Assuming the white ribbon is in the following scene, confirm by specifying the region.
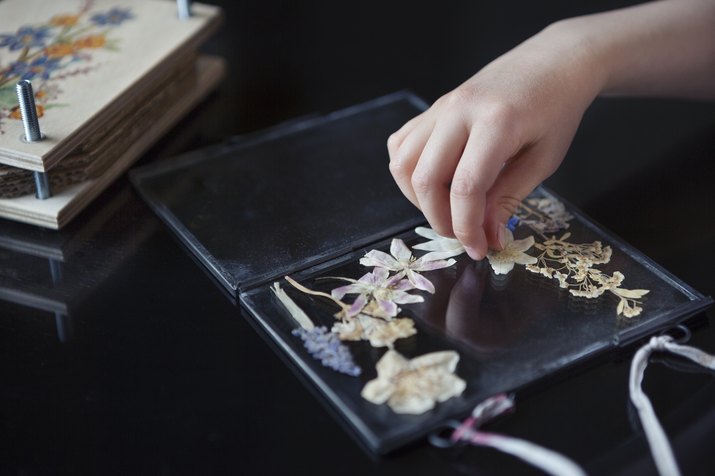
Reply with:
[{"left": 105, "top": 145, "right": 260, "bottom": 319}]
[
  {"left": 451, "top": 394, "right": 586, "bottom": 476},
  {"left": 629, "top": 335, "right": 715, "bottom": 476}
]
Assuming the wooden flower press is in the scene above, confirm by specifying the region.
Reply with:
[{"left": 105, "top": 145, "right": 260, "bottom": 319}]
[{"left": 0, "top": 0, "right": 225, "bottom": 228}]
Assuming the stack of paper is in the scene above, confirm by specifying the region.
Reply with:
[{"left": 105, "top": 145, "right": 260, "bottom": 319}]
[{"left": 0, "top": 0, "right": 225, "bottom": 228}]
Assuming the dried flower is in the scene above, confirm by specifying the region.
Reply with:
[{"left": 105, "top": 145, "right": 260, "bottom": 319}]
[
  {"left": 412, "top": 226, "right": 466, "bottom": 260},
  {"left": 332, "top": 314, "right": 417, "bottom": 348},
  {"left": 486, "top": 228, "right": 537, "bottom": 275},
  {"left": 293, "top": 326, "right": 361, "bottom": 377},
  {"left": 360, "top": 238, "right": 456, "bottom": 293},
  {"left": 516, "top": 197, "right": 574, "bottom": 234},
  {"left": 361, "top": 349, "right": 466, "bottom": 414},
  {"left": 285, "top": 275, "right": 353, "bottom": 318},
  {"left": 331, "top": 267, "right": 423, "bottom": 318},
  {"left": 272, "top": 282, "right": 361, "bottom": 376},
  {"left": 525, "top": 233, "right": 649, "bottom": 316}
]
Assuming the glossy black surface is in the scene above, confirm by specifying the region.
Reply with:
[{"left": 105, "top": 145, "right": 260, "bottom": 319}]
[{"left": 2, "top": 1, "right": 715, "bottom": 474}]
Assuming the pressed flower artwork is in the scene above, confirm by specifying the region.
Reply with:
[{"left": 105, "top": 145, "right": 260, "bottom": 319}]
[
  {"left": 266, "top": 189, "right": 655, "bottom": 420},
  {"left": 269, "top": 237, "right": 467, "bottom": 415},
  {"left": 0, "top": 1, "right": 134, "bottom": 133}
]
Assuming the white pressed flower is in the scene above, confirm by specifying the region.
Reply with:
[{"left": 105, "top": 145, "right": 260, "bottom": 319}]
[
  {"left": 332, "top": 314, "right": 417, "bottom": 348},
  {"left": 361, "top": 349, "right": 466, "bottom": 414},
  {"left": 412, "top": 226, "right": 466, "bottom": 260},
  {"left": 486, "top": 229, "right": 538, "bottom": 275}
]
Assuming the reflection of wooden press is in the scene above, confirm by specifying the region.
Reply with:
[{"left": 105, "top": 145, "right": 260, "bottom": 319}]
[
  {"left": 0, "top": 187, "right": 157, "bottom": 342},
  {"left": 0, "top": 0, "right": 225, "bottom": 228}
]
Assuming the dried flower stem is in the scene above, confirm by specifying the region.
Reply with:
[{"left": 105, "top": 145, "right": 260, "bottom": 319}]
[
  {"left": 284, "top": 275, "right": 351, "bottom": 316},
  {"left": 271, "top": 282, "right": 314, "bottom": 330}
]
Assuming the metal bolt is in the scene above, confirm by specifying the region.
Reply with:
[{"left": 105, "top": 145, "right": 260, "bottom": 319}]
[
  {"left": 33, "top": 171, "right": 51, "bottom": 199},
  {"left": 16, "top": 80, "right": 52, "bottom": 199},
  {"left": 16, "top": 80, "right": 42, "bottom": 142},
  {"left": 177, "top": 0, "right": 192, "bottom": 19}
]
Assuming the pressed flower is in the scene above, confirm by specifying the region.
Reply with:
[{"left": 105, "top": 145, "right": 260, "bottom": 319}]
[
  {"left": 331, "top": 267, "right": 423, "bottom": 318},
  {"left": 360, "top": 238, "right": 456, "bottom": 293},
  {"left": 412, "top": 226, "right": 465, "bottom": 260},
  {"left": 361, "top": 350, "right": 466, "bottom": 414},
  {"left": 525, "top": 233, "right": 649, "bottom": 316},
  {"left": 332, "top": 314, "right": 417, "bottom": 348},
  {"left": 516, "top": 196, "right": 574, "bottom": 234},
  {"left": 366, "top": 318, "right": 416, "bottom": 348},
  {"left": 293, "top": 326, "right": 361, "bottom": 377},
  {"left": 271, "top": 282, "right": 360, "bottom": 376},
  {"left": 486, "top": 228, "right": 537, "bottom": 275}
]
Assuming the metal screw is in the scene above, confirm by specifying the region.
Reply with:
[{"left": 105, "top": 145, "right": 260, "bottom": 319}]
[
  {"left": 16, "top": 80, "right": 42, "bottom": 142},
  {"left": 177, "top": 0, "right": 192, "bottom": 19},
  {"left": 16, "top": 80, "right": 52, "bottom": 199},
  {"left": 33, "top": 171, "right": 51, "bottom": 199}
]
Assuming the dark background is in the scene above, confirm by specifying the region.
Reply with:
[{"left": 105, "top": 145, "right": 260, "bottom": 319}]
[{"left": 2, "top": 0, "right": 714, "bottom": 475}]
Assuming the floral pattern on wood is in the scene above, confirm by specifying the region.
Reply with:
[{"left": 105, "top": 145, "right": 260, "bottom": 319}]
[{"left": 0, "top": 2, "right": 135, "bottom": 133}]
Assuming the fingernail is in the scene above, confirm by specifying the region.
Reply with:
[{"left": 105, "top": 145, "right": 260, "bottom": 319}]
[
  {"left": 464, "top": 246, "right": 484, "bottom": 261},
  {"left": 498, "top": 226, "right": 506, "bottom": 249}
]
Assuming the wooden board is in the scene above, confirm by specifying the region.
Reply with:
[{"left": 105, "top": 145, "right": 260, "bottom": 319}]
[
  {"left": 0, "top": 55, "right": 226, "bottom": 228},
  {"left": 0, "top": 0, "right": 222, "bottom": 171}
]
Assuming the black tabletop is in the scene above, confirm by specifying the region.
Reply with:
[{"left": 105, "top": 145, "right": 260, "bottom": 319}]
[{"left": 2, "top": 1, "right": 714, "bottom": 475}]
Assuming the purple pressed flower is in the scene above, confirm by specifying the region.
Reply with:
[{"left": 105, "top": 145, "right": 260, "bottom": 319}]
[
  {"left": 331, "top": 267, "right": 423, "bottom": 318},
  {"left": 6, "top": 56, "right": 62, "bottom": 81},
  {"left": 91, "top": 8, "right": 134, "bottom": 26},
  {"left": 0, "top": 26, "right": 52, "bottom": 51},
  {"left": 292, "top": 326, "right": 361, "bottom": 377},
  {"left": 359, "top": 238, "right": 456, "bottom": 293}
]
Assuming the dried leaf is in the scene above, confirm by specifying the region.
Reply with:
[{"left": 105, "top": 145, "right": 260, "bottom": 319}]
[{"left": 271, "top": 282, "right": 314, "bottom": 330}]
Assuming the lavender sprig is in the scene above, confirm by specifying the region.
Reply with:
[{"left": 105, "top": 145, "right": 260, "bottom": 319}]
[{"left": 292, "top": 326, "right": 361, "bottom": 377}]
